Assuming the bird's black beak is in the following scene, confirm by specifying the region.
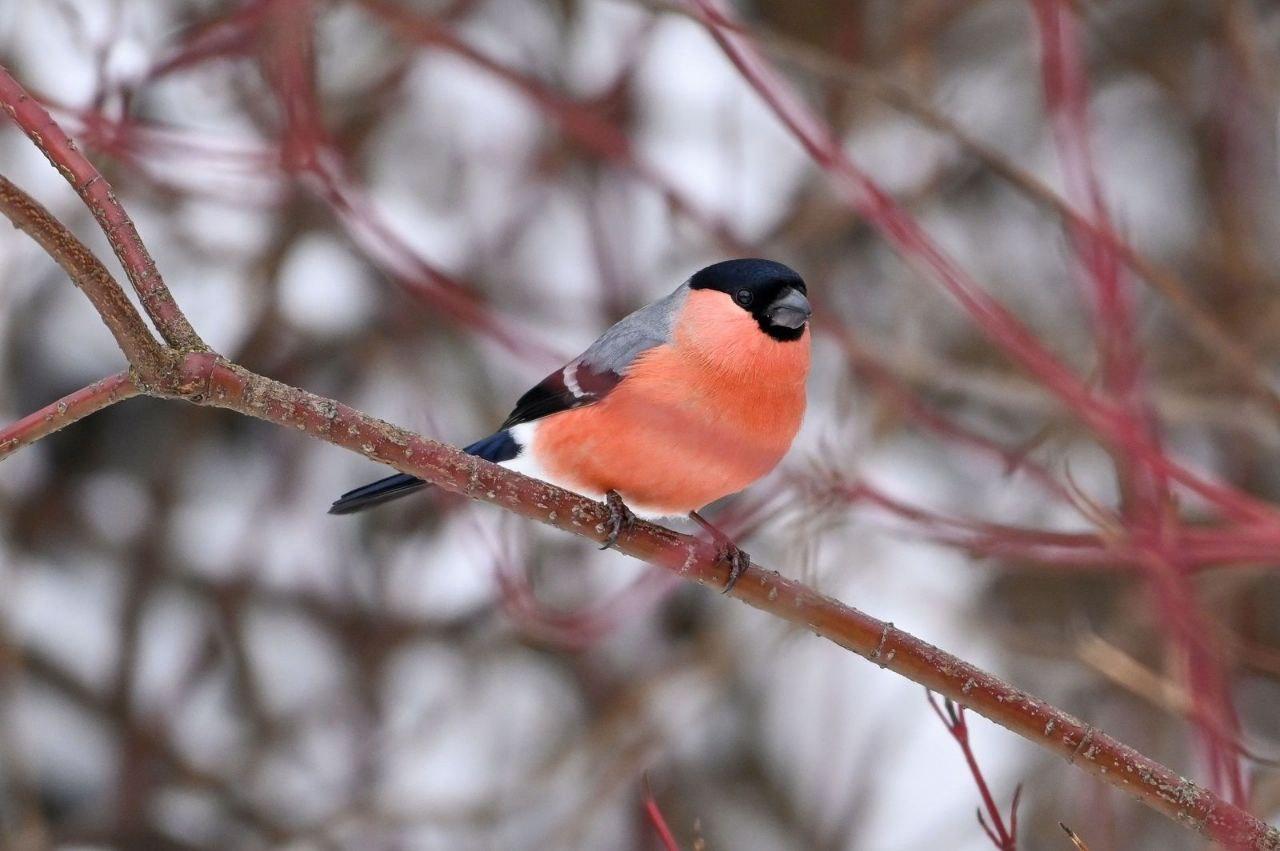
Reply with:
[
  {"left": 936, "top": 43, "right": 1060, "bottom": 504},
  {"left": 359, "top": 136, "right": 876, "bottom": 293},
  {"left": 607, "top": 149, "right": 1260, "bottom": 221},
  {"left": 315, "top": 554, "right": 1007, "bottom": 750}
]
[{"left": 766, "top": 287, "right": 812, "bottom": 330}]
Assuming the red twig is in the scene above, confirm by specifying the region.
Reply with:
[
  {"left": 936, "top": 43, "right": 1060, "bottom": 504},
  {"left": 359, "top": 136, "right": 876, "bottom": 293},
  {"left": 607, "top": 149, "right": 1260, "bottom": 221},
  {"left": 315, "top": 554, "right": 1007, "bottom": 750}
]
[
  {"left": 819, "top": 314, "right": 1074, "bottom": 503},
  {"left": 0, "top": 175, "right": 164, "bottom": 376},
  {"left": 357, "top": 0, "right": 747, "bottom": 252},
  {"left": 0, "top": 65, "right": 205, "bottom": 352},
  {"left": 145, "top": 0, "right": 274, "bottom": 80},
  {"left": 1030, "top": 0, "right": 1164, "bottom": 525},
  {"left": 643, "top": 776, "right": 682, "bottom": 851},
  {"left": 824, "top": 477, "right": 1280, "bottom": 575},
  {"left": 0, "top": 372, "right": 139, "bottom": 461},
  {"left": 496, "top": 560, "right": 679, "bottom": 651},
  {"left": 928, "top": 692, "right": 1020, "bottom": 851}
]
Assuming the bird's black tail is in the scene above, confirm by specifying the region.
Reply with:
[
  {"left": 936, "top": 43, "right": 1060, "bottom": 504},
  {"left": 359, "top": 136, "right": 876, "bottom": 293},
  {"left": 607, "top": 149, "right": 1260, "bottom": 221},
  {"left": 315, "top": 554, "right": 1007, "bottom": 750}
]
[
  {"left": 328, "top": 429, "right": 520, "bottom": 515},
  {"left": 328, "top": 473, "right": 425, "bottom": 515}
]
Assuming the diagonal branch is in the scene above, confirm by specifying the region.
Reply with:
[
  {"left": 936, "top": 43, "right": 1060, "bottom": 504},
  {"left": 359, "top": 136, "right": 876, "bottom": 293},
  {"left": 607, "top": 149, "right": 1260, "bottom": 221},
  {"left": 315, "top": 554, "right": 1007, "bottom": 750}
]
[
  {"left": 0, "top": 65, "right": 206, "bottom": 352},
  {"left": 0, "top": 176, "right": 165, "bottom": 378}
]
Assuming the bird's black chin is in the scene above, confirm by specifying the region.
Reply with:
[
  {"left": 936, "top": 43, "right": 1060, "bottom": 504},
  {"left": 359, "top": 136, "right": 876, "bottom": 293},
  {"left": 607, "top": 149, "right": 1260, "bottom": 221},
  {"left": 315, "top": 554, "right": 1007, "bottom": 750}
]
[
  {"left": 760, "top": 320, "right": 807, "bottom": 342},
  {"left": 767, "top": 307, "right": 809, "bottom": 330}
]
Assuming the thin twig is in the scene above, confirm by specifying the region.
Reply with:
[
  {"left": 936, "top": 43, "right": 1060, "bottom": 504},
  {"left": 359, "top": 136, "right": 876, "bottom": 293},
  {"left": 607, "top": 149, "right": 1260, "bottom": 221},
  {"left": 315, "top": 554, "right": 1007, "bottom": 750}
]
[
  {"left": 1060, "top": 821, "right": 1091, "bottom": 850},
  {"left": 0, "top": 176, "right": 164, "bottom": 376},
  {"left": 643, "top": 776, "right": 682, "bottom": 851},
  {"left": 0, "top": 372, "right": 138, "bottom": 461},
  {"left": 927, "top": 692, "right": 1018, "bottom": 851},
  {"left": 0, "top": 65, "right": 205, "bottom": 352}
]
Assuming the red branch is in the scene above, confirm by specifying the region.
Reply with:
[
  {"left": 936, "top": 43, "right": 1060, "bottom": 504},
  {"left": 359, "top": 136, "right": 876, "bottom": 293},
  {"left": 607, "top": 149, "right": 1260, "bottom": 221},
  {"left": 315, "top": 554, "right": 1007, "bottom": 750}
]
[
  {"left": 643, "top": 777, "right": 682, "bottom": 851},
  {"left": 0, "top": 372, "right": 138, "bottom": 460},
  {"left": 0, "top": 65, "right": 204, "bottom": 352},
  {"left": 928, "top": 692, "right": 1020, "bottom": 851}
]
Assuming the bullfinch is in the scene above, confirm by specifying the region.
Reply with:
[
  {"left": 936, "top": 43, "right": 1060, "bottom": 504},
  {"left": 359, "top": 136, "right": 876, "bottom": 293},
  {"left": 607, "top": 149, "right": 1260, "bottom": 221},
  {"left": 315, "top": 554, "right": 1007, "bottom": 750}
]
[{"left": 330, "top": 258, "right": 812, "bottom": 590}]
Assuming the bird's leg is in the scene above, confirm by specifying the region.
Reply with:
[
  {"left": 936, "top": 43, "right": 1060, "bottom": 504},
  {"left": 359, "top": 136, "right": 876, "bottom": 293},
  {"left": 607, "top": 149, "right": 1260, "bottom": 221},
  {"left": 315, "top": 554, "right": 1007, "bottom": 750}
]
[
  {"left": 600, "top": 490, "right": 635, "bottom": 550},
  {"left": 689, "top": 510, "right": 750, "bottom": 593}
]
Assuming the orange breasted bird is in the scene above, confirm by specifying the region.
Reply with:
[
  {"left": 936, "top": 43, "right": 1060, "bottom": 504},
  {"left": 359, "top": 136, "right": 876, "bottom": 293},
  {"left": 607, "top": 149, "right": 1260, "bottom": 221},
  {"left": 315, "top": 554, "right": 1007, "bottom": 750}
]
[{"left": 329, "top": 259, "right": 812, "bottom": 590}]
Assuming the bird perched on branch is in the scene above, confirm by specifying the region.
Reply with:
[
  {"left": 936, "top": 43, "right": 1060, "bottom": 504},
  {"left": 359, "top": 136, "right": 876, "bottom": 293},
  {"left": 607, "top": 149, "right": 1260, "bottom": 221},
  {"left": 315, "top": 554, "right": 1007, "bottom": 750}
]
[{"left": 330, "top": 258, "right": 811, "bottom": 591}]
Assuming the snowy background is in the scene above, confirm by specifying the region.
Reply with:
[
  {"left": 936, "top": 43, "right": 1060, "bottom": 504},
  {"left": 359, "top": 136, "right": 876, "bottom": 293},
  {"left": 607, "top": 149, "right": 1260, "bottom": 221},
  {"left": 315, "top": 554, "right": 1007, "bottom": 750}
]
[{"left": 1, "top": 0, "right": 1279, "bottom": 848}]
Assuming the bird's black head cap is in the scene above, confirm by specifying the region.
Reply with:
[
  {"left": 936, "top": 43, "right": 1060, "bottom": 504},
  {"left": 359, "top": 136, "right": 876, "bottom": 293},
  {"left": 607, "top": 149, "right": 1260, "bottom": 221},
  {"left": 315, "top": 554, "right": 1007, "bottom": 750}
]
[{"left": 689, "top": 258, "right": 810, "bottom": 342}]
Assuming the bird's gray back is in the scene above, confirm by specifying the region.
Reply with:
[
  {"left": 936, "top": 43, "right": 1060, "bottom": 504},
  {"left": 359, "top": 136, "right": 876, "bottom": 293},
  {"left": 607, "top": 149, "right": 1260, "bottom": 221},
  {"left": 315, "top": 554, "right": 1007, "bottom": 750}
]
[
  {"left": 579, "top": 282, "right": 688, "bottom": 375},
  {"left": 496, "top": 281, "right": 689, "bottom": 430}
]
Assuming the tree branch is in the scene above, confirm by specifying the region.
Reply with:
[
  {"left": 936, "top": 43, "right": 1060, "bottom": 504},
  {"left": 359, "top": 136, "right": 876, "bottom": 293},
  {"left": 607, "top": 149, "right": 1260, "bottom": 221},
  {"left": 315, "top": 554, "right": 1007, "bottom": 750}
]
[
  {"left": 0, "top": 65, "right": 205, "bottom": 352},
  {"left": 0, "top": 176, "right": 165, "bottom": 377},
  {"left": 0, "top": 372, "right": 138, "bottom": 460}
]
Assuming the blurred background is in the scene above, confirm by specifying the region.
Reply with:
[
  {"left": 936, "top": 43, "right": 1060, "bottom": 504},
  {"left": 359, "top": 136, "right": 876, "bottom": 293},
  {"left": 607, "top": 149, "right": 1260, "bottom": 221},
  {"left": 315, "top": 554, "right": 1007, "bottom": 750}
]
[{"left": 2, "top": 0, "right": 1280, "bottom": 848}]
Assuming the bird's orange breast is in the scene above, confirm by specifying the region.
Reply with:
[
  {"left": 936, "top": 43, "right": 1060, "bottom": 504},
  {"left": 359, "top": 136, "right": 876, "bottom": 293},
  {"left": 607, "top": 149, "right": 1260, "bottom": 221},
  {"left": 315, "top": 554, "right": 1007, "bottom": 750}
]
[{"left": 530, "top": 289, "right": 810, "bottom": 515}]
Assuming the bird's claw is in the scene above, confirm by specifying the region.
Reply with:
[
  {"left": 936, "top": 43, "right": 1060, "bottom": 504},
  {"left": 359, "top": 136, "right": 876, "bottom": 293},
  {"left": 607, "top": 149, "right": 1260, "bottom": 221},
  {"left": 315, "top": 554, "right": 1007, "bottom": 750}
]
[
  {"left": 715, "top": 540, "right": 751, "bottom": 594},
  {"left": 600, "top": 490, "right": 635, "bottom": 550},
  {"left": 689, "top": 510, "right": 750, "bottom": 593}
]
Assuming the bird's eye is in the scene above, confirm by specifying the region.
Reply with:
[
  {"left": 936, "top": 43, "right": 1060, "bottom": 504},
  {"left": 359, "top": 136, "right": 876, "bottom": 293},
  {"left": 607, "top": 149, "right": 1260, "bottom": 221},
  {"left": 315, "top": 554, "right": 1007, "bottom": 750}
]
[{"left": 734, "top": 289, "right": 753, "bottom": 306}]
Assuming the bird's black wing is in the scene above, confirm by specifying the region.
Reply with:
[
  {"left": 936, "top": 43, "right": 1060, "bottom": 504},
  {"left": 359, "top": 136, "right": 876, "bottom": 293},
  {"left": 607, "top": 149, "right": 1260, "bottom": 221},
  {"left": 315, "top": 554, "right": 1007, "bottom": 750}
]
[{"left": 500, "top": 360, "right": 623, "bottom": 429}]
